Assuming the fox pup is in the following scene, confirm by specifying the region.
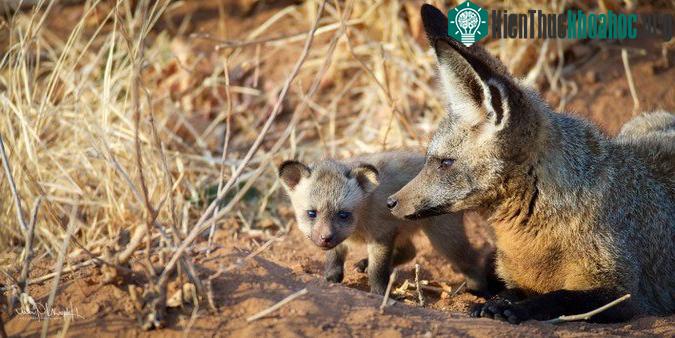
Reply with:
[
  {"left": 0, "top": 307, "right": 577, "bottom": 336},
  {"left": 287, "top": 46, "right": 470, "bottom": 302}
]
[
  {"left": 278, "top": 151, "right": 492, "bottom": 295},
  {"left": 387, "top": 4, "right": 674, "bottom": 323}
]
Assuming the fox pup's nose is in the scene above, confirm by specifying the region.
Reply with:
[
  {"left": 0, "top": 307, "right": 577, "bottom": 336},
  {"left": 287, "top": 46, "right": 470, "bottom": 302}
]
[
  {"left": 386, "top": 197, "right": 398, "bottom": 209},
  {"left": 320, "top": 233, "right": 333, "bottom": 244}
]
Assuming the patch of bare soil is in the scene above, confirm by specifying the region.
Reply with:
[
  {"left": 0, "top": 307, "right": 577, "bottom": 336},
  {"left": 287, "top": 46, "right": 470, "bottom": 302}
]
[
  {"left": 6, "top": 216, "right": 675, "bottom": 337},
  {"left": 545, "top": 36, "right": 675, "bottom": 135}
]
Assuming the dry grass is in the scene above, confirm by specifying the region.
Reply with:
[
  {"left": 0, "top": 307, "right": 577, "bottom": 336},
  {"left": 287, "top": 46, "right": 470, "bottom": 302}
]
[{"left": 0, "top": 0, "right": 638, "bottom": 330}]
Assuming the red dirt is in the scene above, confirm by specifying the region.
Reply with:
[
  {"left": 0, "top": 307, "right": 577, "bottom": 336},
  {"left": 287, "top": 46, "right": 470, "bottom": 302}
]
[{"left": 6, "top": 214, "right": 675, "bottom": 337}]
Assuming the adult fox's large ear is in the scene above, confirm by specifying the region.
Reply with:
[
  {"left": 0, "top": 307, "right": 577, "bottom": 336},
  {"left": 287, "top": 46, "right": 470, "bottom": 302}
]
[
  {"left": 278, "top": 160, "right": 311, "bottom": 191},
  {"left": 421, "top": 4, "right": 512, "bottom": 129}
]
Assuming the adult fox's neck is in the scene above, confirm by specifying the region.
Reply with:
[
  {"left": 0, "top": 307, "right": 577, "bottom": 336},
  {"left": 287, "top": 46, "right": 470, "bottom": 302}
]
[{"left": 487, "top": 109, "right": 613, "bottom": 231}]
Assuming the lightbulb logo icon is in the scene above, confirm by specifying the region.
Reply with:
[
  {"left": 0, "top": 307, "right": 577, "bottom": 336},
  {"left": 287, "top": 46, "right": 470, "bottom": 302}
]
[{"left": 448, "top": 1, "right": 488, "bottom": 47}]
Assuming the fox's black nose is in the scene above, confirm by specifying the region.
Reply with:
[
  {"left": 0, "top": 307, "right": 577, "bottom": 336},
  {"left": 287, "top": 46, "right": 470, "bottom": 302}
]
[
  {"left": 386, "top": 197, "right": 398, "bottom": 209},
  {"left": 320, "top": 234, "right": 333, "bottom": 243}
]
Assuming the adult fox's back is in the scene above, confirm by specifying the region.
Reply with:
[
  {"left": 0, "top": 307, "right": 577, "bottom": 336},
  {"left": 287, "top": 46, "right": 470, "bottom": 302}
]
[{"left": 618, "top": 111, "right": 675, "bottom": 188}]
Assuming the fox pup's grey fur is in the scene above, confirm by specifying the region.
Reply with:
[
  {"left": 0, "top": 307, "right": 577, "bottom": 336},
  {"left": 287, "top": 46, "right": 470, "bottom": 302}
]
[
  {"left": 278, "top": 151, "right": 491, "bottom": 295},
  {"left": 388, "top": 4, "right": 674, "bottom": 323}
]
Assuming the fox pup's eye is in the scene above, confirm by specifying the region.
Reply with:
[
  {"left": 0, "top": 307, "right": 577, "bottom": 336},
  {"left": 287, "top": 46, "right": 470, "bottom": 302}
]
[
  {"left": 337, "top": 211, "right": 351, "bottom": 220},
  {"left": 307, "top": 210, "right": 317, "bottom": 219},
  {"left": 439, "top": 158, "right": 455, "bottom": 169}
]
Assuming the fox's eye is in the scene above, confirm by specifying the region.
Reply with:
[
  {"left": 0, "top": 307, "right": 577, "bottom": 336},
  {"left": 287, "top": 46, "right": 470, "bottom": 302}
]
[
  {"left": 439, "top": 158, "right": 455, "bottom": 169},
  {"left": 307, "top": 210, "right": 317, "bottom": 219},
  {"left": 337, "top": 211, "right": 351, "bottom": 220}
]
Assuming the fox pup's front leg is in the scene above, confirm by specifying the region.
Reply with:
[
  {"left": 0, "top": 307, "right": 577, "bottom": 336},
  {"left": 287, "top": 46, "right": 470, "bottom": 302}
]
[
  {"left": 354, "top": 239, "right": 416, "bottom": 273},
  {"left": 366, "top": 238, "right": 396, "bottom": 295},
  {"left": 324, "top": 243, "right": 348, "bottom": 283}
]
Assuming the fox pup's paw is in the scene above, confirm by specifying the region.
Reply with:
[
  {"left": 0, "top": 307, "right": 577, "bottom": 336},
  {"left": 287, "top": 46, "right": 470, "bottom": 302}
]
[
  {"left": 324, "top": 267, "right": 344, "bottom": 283},
  {"left": 470, "top": 298, "right": 529, "bottom": 324},
  {"left": 354, "top": 258, "right": 368, "bottom": 273}
]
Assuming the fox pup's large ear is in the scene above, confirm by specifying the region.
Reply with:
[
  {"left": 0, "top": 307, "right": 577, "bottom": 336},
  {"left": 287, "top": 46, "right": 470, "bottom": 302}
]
[
  {"left": 421, "top": 4, "right": 512, "bottom": 129},
  {"left": 278, "top": 160, "right": 311, "bottom": 191},
  {"left": 349, "top": 164, "right": 380, "bottom": 193}
]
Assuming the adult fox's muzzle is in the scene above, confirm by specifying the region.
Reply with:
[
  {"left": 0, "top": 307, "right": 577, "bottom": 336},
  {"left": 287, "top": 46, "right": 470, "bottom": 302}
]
[{"left": 387, "top": 174, "right": 429, "bottom": 219}]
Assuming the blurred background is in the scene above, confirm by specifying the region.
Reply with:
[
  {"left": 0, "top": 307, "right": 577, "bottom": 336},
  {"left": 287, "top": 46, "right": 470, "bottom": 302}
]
[{"left": 0, "top": 1, "right": 674, "bottom": 332}]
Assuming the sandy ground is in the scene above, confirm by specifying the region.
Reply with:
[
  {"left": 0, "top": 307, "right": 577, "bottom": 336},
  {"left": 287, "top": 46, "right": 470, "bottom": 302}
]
[{"left": 5, "top": 215, "right": 675, "bottom": 337}]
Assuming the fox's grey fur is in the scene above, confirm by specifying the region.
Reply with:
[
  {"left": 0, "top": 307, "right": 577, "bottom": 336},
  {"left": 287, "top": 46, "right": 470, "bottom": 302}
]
[
  {"left": 278, "top": 151, "right": 491, "bottom": 295},
  {"left": 388, "top": 4, "right": 674, "bottom": 323}
]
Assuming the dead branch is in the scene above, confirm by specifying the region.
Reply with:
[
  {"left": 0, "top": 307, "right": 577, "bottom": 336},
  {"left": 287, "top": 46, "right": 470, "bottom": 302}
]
[
  {"left": 147, "top": 102, "right": 180, "bottom": 237},
  {"left": 451, "top": 281, "right": 466, "bottom": 298},
  {"left": 18, "top": 196, "right": 42, "bottom": 293},
  {"left": 117, "top": 0, "right": 156, "bottom": 271},
  {"left": 143, "top": 36, "right": 206, "bottom": 306},
  {"left": 379, "top": 268, "right": 398, "bottom": 314},
  {"left": 246, "top": 288, "right": 308, "bottom": 322},
  {"left": 1, "top": 135, "right": 44, "bottom": 315},
  {"left": 206, "top": 56, "right": 234, "bottom": 256},
  {"left": 205, "top": 279, "right": 217, "bottom": 313},
  {"left": 396, "top": 280, "right": 445, "bottom": 294},
  {"left": 545, "top": 294, "right": 631, "bottom": 324},
  {"left": 9, "top": 260, "right": 93, "bottom": 291},
  {"left": 223, "top": 235, "right": 283, "bottom": 274},
  {"left": 621, "top": 49, "right": 640, "bottom": 113},
  {"left": 414, "top": 264, "right": 425, "bottom": 307},
  {"left": 40, "top": 206, "right": 79, "bottom": 338},
  {"left": 0, "top": 134, "right": 29, "bottom": 233}
]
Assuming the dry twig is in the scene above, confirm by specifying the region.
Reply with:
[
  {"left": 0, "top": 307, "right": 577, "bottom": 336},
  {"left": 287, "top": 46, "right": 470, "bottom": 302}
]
[
  {"left": 415, "top": 264, "right": 425, "bottom": 307},
  {"left": 545, "top": 294, "right": 631, "bottom": 324},
  {"left": 206, "top": 55, "right": 233, "bottom": 256},
  {"left": 246, "top": 288, "right": 308, "bottom": 322},
  {"left": 0, "top": 135, "right": 28, "bottom": 233},
  {"left": 450, "top": 281, "right": 466, "bottom": 298},
  {"left": 379, "top": 268, "right": 398, "bottom": 314},
  {"left": 18, "top": 197, "right": 42, "bottom": 293},
  {"left": 181, "top": 284, "right": 200, "bottom": 337},
  {"left": 1, "top": 135, "right": 43, "bottom": 314},
  {"left": 621, "top": 49, "right": 640, "bottom": 112},
  {"left": 40, "top": 206, "right": 79, "bottom": 338}
]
